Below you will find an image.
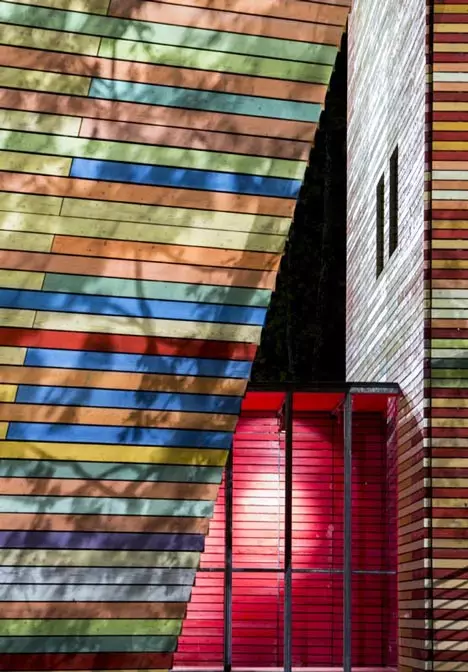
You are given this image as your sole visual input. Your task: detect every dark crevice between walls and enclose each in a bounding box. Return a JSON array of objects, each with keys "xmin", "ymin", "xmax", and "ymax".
[{"xmin": 252, "ymin": 34, "xmax": 348, "ymax": 384}]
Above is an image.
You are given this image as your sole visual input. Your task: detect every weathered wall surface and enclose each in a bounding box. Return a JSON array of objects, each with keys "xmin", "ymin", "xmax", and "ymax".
[
  {"xmin": 0, "ymin": 0, "xmax": 350, "ymax": 670},
  {"xmin": 346, "ymin": 1, "xmax": 428, "ymax": 670}
]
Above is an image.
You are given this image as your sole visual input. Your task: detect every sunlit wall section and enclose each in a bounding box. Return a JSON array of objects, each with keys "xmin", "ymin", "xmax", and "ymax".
[{"xmin": 0, "ymin": 1, "xmax": 350, "ymax": 669}]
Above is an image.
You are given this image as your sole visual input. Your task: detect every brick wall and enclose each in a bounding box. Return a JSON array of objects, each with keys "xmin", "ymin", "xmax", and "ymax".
[{"xmin": 346, "ymin": 1, "xmax": 430, "ymax": 670}]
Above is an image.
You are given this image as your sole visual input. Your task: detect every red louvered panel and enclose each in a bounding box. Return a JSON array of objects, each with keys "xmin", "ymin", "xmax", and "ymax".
[
  {"xmin": 175, "ymin": 409, "xmax": 396, "ymax": 669},
  {"xmin": 232, "ymin": 413, "xmax": 284, "ymax": 667}
]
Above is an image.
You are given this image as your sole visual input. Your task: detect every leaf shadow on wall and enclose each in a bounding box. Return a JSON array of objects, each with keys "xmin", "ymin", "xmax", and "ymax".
[{"xmin": 0, "ymin": 2, "xmax": 324, "ymax": 665}]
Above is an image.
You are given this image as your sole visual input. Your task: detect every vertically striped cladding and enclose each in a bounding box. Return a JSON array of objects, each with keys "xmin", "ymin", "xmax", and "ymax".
[
  {"xmin": 0, "ymin": 1, "xmax": 350, "ymax": 670},
  {"xmin": 429, "ymin": 2, "xmax": 468, "ymax": 669}
]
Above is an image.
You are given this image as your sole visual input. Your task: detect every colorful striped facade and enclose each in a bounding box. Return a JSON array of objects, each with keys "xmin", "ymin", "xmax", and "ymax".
[
  {"xmin": 429, "ymin": 1, "xmax": 468, "ymax": 668},
  {"xmin": 0, "ymin": 1, "xmax": 350, "ymax": 670},
  {"xmin": 348, "ymin": 1, "xmax": 468, "ymax": 671}
]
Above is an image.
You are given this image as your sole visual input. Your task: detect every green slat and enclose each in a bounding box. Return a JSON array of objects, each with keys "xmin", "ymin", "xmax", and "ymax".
[
  {"xmin": 0, "ymin": 635, "xmax": 177, "ymax": 653},
  {"xmin": 43, "ymin": 274, "xmax": 272, "ymax": 307},
  {"xmin": 0, "ymin": 1, "xmax": 338, "ymax": 64},
  {"xmin": 0, "ymin": 618, "xmax": 182, "ymax": 637},
  {"xmin": 0, "ymin": 130, "xmax": 305, "ymax": 179},
  {"xmin": 98, "ymin": 38, "xmax": 333, "ymax": 84},
  {"xmin": 0, "ymin": 495, "xmax": 214, "ymax": 517},
  {"xmin": 0, "ymin": 65, "xmax": 89, "ymax": 95},
  {"xmin": 0, "ymin": 23, "xmax": 100, "ymax": 54},
  {"xmin": 0, "ymin": 549, "xmax": 200, "ymax": 567},
  {"xmin": 0, "ymin": 459, "xmax": 224, "ymax": 483}
]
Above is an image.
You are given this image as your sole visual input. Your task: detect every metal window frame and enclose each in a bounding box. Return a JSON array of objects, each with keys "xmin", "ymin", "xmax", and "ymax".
[{"xmin": 202, "ymin": 382, "xmax": 400, "ymax": 672}]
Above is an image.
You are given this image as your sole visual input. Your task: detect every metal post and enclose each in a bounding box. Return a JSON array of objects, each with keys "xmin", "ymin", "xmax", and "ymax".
[
  {"xmin": 284, "ymin": 391, "xmax": 293, "ymax": 672},
  {"xmin": 224, "ymin": 448, "xmax": 233, "ymax": 672},
  {"xmin": 343, "ymin": 392, "xmax": 353, "ymax": 672}
]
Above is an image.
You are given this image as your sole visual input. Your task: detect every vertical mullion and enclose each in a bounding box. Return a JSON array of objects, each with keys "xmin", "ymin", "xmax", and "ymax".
[
  {"xmin": 284, "ymin": 391, "xmax": 293, "ymax": 672},
  {"xmin": 224, "ymin": 447, "xmax": 233, "ymax": 672},
  {"xmin": 343, "ymin": 393, "xmax": 353, "ymax": 672}
]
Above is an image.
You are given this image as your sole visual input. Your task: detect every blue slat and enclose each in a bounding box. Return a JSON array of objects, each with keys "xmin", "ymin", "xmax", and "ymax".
[
  {"xmin": 6, "ymin": 423, "xmax": 232, "ymax": 448},
  {"xmin": 24, "ymin": 348, "xmax": 252, "ymax": 378},
  {"xmin": 70, "ymin": 158, "xmax": 302, "ymax": 198},
  {"xmin": 16, "ymin": 385, "xmax": 242, "ymax": 414},
  {"xmin": 0, "ymin": 289, "xmax": 267, "ymax": 325}
]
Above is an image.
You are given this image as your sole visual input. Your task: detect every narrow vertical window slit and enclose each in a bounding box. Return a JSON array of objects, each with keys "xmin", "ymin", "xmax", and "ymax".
[
  {"xmin": 376, "ymin": 175, "xmax": 385, "ymax": 278},
  {"xmin": 389, "ymin": 146, "xmax": 399, "ymax": 256}
]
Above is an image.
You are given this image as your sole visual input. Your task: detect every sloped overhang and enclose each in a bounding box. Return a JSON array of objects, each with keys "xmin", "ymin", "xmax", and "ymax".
[{"xmin": 0, "ymin": 1, "xmax": 350, "ymax": 669}]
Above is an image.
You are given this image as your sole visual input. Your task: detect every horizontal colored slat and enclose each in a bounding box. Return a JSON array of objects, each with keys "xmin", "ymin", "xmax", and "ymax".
[
  {"xmin": 0, "ymin": 289, "xmax": 267, "ymax": 326},
  {"xmin": 0, "ymin": 652, "xmax": 172, "ymax": 670},
  {"xmin": 0, "ymin": 547, "xmax": 200, "ymax": 567},
  {"xmin": 29, "ymin": 311, "xmax": 262, "ymax": 343},
  {"xmin": 0, "ymin": 511, "xmax": 210, "ymax": 534},
  {"xmin": 23, "ymin": 347, "xmax": 251, "ymax": 378},
  {"xmin": 0, "ymin": 567, "xmax": 195, "ymax": 586},
  {"xmin": 0, "ymin": 530, "xmax": 203, "ymax": 552},
  {"xmin": 69, "ymin": 158, "xmax": 301, "ymax": 199},
  {"xmin": 0, "ymin": 635, "xmax": 177, "ymax": 653},
  {"xmin": 0, "ymin": 269, "xmax": 44, "ymax": 290},
  {"xmin": 0, "ymin": 109, "xmax": 80, "ymax": 135},
  {"xmin": 90, "ymin": 76, "xmax": 321, "ymax": 120},
  {"xmin": 0, "ymin": 458, "xmax": 222, "ymax": 483},
  {"xmin": 0, "ymin": 190, "xmax": 62, "ymax": 215},
  {"xmin": 1, "ymin": 400, "xmax": 235, "ymax": 431},
  {"xmin": 16, "ymin": 385, "xmax": 242, "ymax": 414},
  {"xmin": 0, "ymin": 601, "xmax": 184, "ymax": 620},
  {"xmin": 0, "ymin": 618, "xmax": 182, "ymax": 636},
  {"xmin": 0, "ymin": 65, "xmax": 90, "ymax": 94},
  {"xmin": 0, "ymin": 150, "xmax": 71, "ymax": 176},
  {"xmin": 59, "ymin": 195, "xmax": 289, "ymax": 235},
  {"xmin": 0, "ymin": 346, "xmax": 25, "ymax": 364},
  {"xmin": 0, "ymin": 494, "xmax": 213, "ymax": 518},
  {"xmin": 0, "ymin": 23, "xmax": 101, "ymax": 55},
  {"xmin": 42, "ymin": 273, "xmax": 271, "ymax": 308},
  {"xmin": 0, "ymin": 365, "xmax": 245, "ymax": 397},
  {"xmin": 0, "ymin": 476, "xmax": 218, "ymax": 500},
  {"xmin": 0, "ymin": 326, "xmax": 256, "ymax": 360},
  {"xmin": 5, "ymin": 422, "xmax": 232, "ymax": 447},
  {"xmin": 0, "ymin": 384, "xmax": 15, "ymax": 401},
  {"xmin": 0, "ymin": 230, "xmax": 53, "ymax": 252},
  {"xmin": 0, "ymin": 129, "xmax": 305, "ymax": 179},
  {"xmin": 0, "ymin": 307, "xmax": 34, "ymax": 328},
  {"xmin": 0, "ymin": 441, "xmax": 228, "ymax": 466}
]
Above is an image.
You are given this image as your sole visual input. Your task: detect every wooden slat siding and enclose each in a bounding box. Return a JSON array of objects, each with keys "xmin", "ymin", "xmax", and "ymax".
[
  {"xmin": 347, "ymin": 1, "xmax": 429, "ymax": 672},
  {"xmin": 429, "ymin": 3, "xmax": 468, "ymax": 669},
  {"xmin": 0, "ymin": 0, "xmax": 350, "ymax": 669},
  {"xmin": 174, "ymin": 410, "xmax": 396, "ymax": 667}
]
